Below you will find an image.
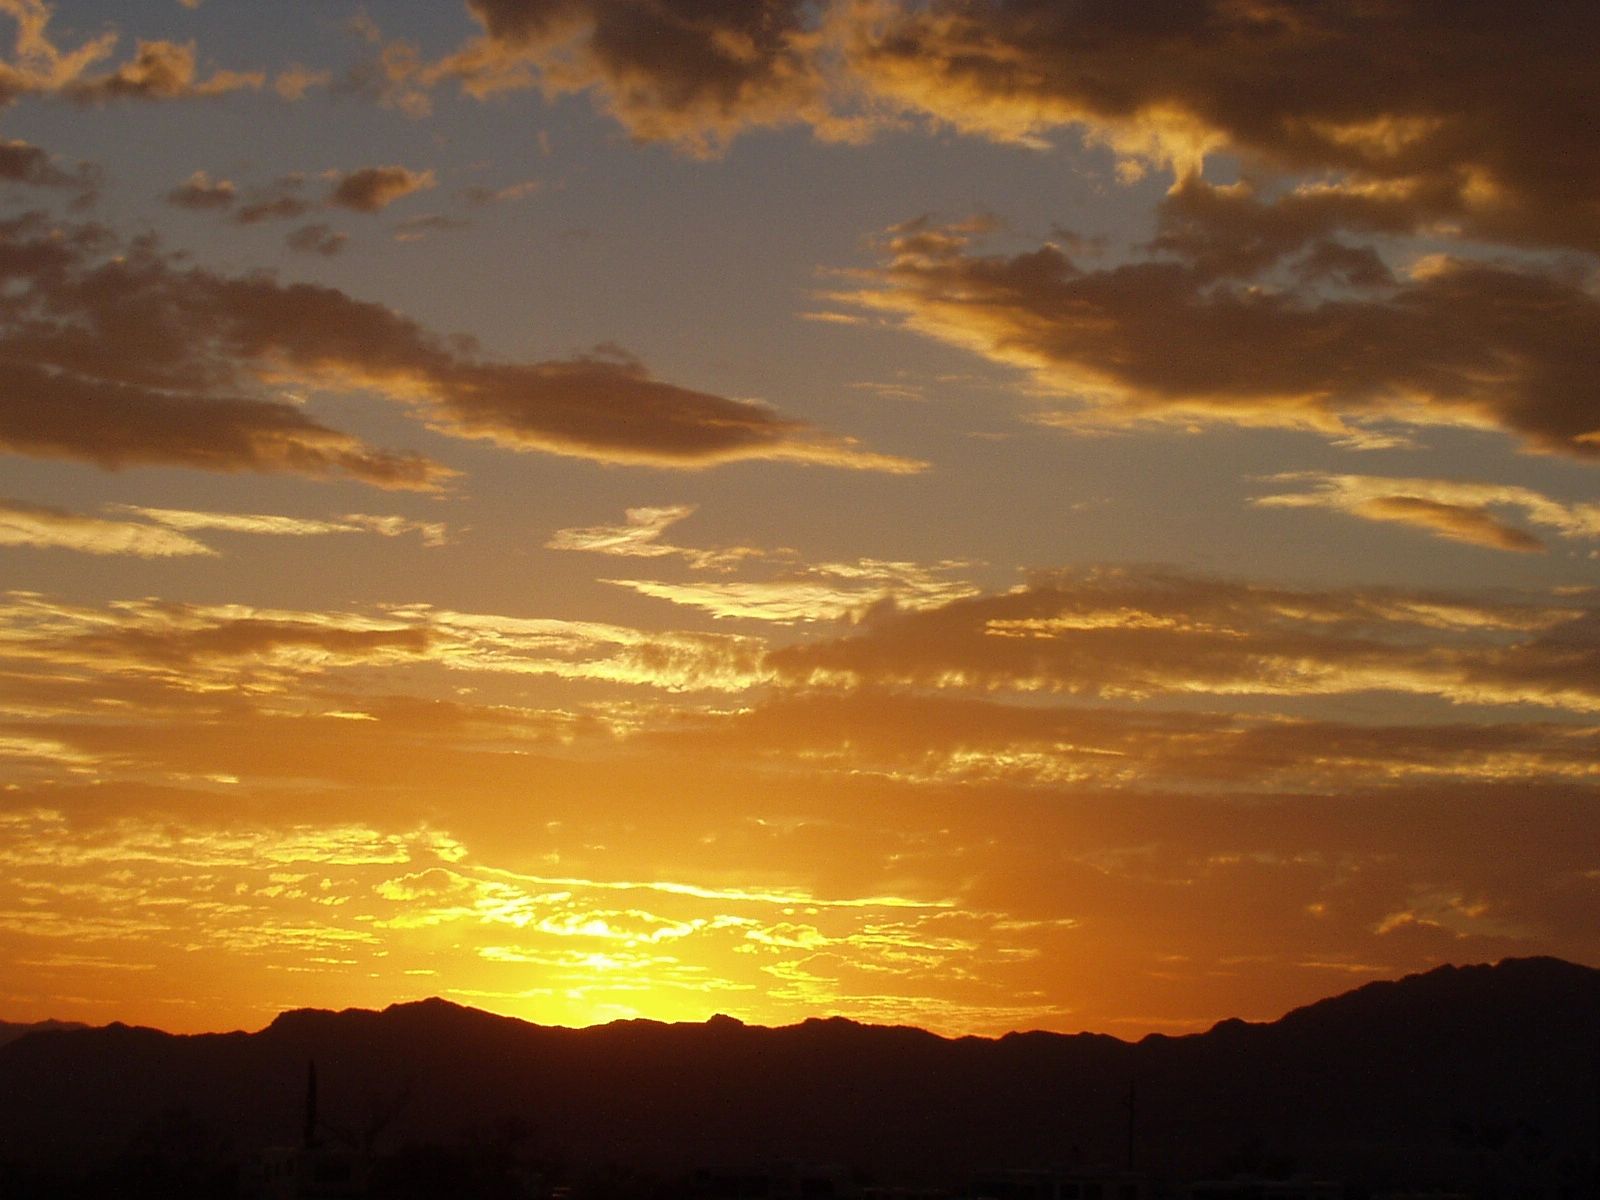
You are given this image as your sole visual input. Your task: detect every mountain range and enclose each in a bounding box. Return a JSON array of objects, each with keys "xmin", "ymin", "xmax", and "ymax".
[{"xmin": 1, "ymin": 957, "xmax": 1597, "ymax": 1193}]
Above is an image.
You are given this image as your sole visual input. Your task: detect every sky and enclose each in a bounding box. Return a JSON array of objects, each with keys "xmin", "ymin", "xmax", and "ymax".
[{"xmin": 0, "ymin": 0, "xmax": 1597, "ymax": 1039}]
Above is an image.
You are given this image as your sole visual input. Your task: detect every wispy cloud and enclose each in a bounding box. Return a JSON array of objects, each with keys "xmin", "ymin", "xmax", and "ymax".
[
  {"xmin": 547, "ymin": 505, "xmax": 763, "ymax": 571},
  {"xmin": 0, "ymin": 593, "xmax": 770, "ymax": 694},
  {"xmin": 611, "ymin": 560, "xmax": 978, "ymax": 623},
  {"xmin": 1254, "ymin": 473, "xmax": 1600, "ymax": 552},
  {"xmin": 772, "ymin": 567, "xmax": 1600, "ymax": 712},
  {"xmin": 0, "ymin": 499, "xmax": 213, "ymax": 558}
]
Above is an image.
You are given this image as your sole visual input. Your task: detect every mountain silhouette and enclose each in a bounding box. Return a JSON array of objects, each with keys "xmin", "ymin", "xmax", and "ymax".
[
  {"xmin": 0, "ymin": 1018, "xmax": 85, "ymax": 1049},
  {"xmin": 1, "ymin": 957, "xmax": 1596, "ymax": 1194}
]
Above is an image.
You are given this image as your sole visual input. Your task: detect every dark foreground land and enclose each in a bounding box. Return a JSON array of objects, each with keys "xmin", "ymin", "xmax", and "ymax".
[{"xmin": 1, "ymin": 957, "xmax": 1597, "ymax": 1198}]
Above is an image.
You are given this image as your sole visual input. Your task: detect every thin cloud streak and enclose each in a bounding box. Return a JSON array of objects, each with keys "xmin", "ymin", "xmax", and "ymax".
[
  {"xmin": 1254, "ymin": 473, "xmax": 1600, "ymax": 553},
  {"xmin": 0, "ymin": 499, "xmax": 213, "ymax": 557},
  {"xmin": 772, "ymin": 567, "xmax": 1600, "ymax": 712}
]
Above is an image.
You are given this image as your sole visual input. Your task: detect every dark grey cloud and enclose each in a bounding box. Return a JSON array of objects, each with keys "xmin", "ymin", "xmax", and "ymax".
[
  {"xmin": 285, "ymin": 222, "xmax": 348, "ymax": 256},
  {"xmin": 847, "ymin": 0, "xmax": 1600, "ymax": 254},
  {"xmin": 845, "ymin": 217, "xmax": 1600, "ymax": 458},
  {"xmin": 0, "ymin": 213, "xmax": 916, "ymax": 479},
  {"xmin": 327, "ymin": 164, "xmax": 435, "ymax": 212}
]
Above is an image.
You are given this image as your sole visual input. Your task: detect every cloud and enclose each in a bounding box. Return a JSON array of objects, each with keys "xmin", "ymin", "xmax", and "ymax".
[
  {"xmin": 390, "ymin": 604, "xmax": 771, "ymax": 692},
  {"xmin": 234, "ymin": 193, "xmax": 313, "ymax": 224},
  {"xmin": 0, "ymin": 593, "xmax": 770, "ymax": 694},
  {"xmin": 657, "ymin": 689, "xmax": 1600, "ymax": 792},
  {"xmin": 114, "ymin": 505, "xmax": 449, "ymax": 546},
  {"xmin": 610, "ymin": 559, "xmax": 978, "ymax": 623},
  {"xmin": 0, "ymin": 359, "xmax": 448, "ymax": 489},
  {"xmin": 463, "ymin": 179, "xmax": 540, "ymax": 206},
  {"xmin": 0, "ymin": 3, "xmax": 259, "ymax": 111},
  {"xmin": 549, "ymin": 507, "xmax": 974, "ymax": 619},
  {"xmin": 837, "ymin": 218, "xmax": 1600, "ymax": 459},
  {"xmin": 63, "ymin": 38, "xmax": 263, "ymax": 103},
  {"xmin": 165, "ymin": 169, "xmax": 236, "ymax": 210},
  {"xmin": 547, "ymin": 504, "xmax": 762, "ymax": 570},
  {"xmin": 3, "ymin": 592, "xmax": 1598, "ymax": 1034},
  {"xmin": 392, "ymin": 213, "xmax": 470, "ymax": 243},
  {"xmin": 285, "ymin": 222, "xmax": 347, "ymax": 256},
  {"xmin": 273, "ymin": 63, "xmax": 329, "ymax": 101},
  {"xmin": 327, "ymin": 164, "xmax": 436, "ymax": 212},
  {"xmin": 770, "ymin": 566, "xmax": 1600, "ymax": 712},
  {"xmin": 176, "ymin": 166, "xmax": 440, "ymax": 237},
  {"xmin": 323, "ymin": 0, "xmax": 1600, "ymax": 254},
  {"xmin": 0, "ymin": 498, "xmax": 213, "ymax": 557},
  {"xmin": 843, "ymin": 0, "xmax": 1600, "ymax": 254},
  {"xmin": 0, "ymin": 136, "xmax": 89, "ymax": 190},
  {"xmin": 419, "ymin": 351, "xmax": 924, "ymax": 471},
  {"xmin": 1340, "ymin": 497, "xmax": 1545, "ymax": 554},
  {"xmin": 380, "ymin": 0, "xmax": 840, "ymax": 156},
  {"xmin": 1254, "ymin": 473, "xmax": 1600, "ymax": 553},
  {"xmin": 0, "ymin": 596, "xmax": 436, "ymax": 694},
  {"xmin": 0, "ymin": 214, "xmax": 914, "ymax": 480}
]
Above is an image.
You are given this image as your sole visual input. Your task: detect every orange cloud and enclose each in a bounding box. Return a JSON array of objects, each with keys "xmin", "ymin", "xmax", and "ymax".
[
  {"xmin": 0, "ymin": 1, "xmax": 269, "ymax": 107},
  {"xmin": 63, "ymin": 39, "xmax": 263, "ymax": 103},
  {"xmin": 3, "ymin": 578, "xmax": 1597, "ymax": 1035}
]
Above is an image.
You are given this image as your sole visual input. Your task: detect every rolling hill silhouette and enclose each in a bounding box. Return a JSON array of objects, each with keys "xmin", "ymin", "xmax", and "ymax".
[{"xmin": 1, "ymin": 957, "xmax": 1596, "ymax": 1192}]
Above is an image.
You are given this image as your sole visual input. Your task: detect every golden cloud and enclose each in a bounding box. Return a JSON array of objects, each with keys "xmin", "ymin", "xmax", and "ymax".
[
  {"xmin": 117, "ymin": 504, "xmax": 449, "ymax": 545},
  {"xmin": 610, "ymin": 559, "xmax": 978, "ymax": 623},
  {"xmin": 547, "ymin": 504, "xmax": 763, "ymax": 570},
  {"xmin": 0, "ymin": 592, "xmax": 771, "ymax": 695},
  {"xmin": 1254, "ymin": 472, "xmax": 1600, "ymax": 553},
  {"xmin": 0, "ymin": 498, "xmax": 214, "ymax": 558},
  {"xmin": 770, "ymin": 566, "xmax": 1600, "ymax": 711}
]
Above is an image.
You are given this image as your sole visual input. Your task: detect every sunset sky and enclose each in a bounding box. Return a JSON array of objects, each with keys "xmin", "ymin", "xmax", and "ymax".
[{"xmin": 2, "ymin": 0, "xmax": 1598, "ymax": 1039}]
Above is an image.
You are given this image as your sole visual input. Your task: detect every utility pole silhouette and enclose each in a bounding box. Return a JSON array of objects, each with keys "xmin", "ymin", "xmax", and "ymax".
[
  {"xmin": 1125, "ymin": 1078, "xmax": 1136, "ymax": 1172},
  {"xmin": 1592, "ymin": 1052, "xmax": 1600, "ymax": 1197},
  {"xmin": 304, "ymin": 1060, "xmax": 319, "ymax": 1150}
]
